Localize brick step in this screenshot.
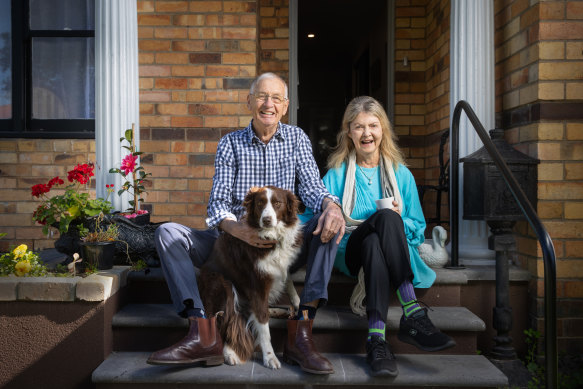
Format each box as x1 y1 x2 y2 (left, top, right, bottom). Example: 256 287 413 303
125 267 470 307
112 303 485 355
92 351 508 388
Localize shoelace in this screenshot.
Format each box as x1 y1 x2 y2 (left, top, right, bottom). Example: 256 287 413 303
411 310 438 335
369 337 393 359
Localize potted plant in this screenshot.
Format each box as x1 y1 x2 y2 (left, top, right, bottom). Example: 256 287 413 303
32 163 114 235
31 163 114 256
0 244 48 277
80 213 119 270
109 124 151 225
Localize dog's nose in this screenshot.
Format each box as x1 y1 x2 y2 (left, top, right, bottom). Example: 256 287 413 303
261 216 273 226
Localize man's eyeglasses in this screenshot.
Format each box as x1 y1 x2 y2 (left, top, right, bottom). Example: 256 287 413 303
250 93 287 104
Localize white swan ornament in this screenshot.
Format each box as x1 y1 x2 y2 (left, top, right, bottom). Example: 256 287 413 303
418 226 450 268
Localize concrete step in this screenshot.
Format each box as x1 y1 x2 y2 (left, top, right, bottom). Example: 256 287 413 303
93 351 508 388
112 303 485 355
125 267 476 307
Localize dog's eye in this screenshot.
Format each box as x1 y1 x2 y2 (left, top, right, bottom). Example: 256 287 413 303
272 201 282 208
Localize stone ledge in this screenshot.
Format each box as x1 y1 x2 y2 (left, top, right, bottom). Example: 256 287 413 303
0 266 130 302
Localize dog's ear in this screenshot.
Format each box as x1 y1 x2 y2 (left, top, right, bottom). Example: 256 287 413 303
243 188 257 212
286 190 300 215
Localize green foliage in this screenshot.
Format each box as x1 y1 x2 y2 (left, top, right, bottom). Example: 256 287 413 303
109 126 151 214
130 259 148 272
524 328 583 389
81 213 119 243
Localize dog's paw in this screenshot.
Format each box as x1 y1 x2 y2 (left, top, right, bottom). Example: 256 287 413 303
223 345 242 366
263 352 281 369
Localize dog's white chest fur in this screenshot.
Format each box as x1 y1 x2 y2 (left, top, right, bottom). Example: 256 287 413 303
255 188 302 303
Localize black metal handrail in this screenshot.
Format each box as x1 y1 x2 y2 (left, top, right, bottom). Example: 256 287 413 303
450 100 557 389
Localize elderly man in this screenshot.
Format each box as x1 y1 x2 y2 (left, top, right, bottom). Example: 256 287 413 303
147 72 345 375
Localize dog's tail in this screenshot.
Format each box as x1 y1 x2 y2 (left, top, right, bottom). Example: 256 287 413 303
221 282 254 362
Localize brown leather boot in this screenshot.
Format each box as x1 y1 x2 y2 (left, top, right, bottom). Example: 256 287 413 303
147 315 223 366
283 319 334 374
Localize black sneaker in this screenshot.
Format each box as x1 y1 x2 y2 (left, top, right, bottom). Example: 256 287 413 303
365 335 398 377
397 308 456 352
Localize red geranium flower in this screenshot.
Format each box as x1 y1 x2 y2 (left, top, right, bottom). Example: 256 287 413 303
120 154 138 176
31 184 50 198
68 163 94 184
47 176 64 188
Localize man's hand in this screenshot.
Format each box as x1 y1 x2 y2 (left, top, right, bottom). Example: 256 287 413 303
219 219 277 248
313 199 345 244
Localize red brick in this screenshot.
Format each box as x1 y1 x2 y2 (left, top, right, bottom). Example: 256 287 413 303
155 78 188 89
189 104 221 115
223 52 256 64
169 166 205 178
140 65 172 77
174 15 205 26
567 1 583 20
204 90 239 102
206 65 239 77
139 53 155 64
140 90 172 102
204 116 239 128
154 27 188 39
155 52 189 64
189 1 223 12
139 40 171 51
155 1 188 12
540 21 583 40
172 41 206 52
224 1 256 13
223 27 256 39
155 203 188 215
138 15 172 26
171 117 204 128
154 154 188 166
137 1 155 13
171 65 205 77
170 141 204 153
141 115 171 127
157 103 188 115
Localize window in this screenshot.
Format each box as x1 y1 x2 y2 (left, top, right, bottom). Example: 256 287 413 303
0 0 95 138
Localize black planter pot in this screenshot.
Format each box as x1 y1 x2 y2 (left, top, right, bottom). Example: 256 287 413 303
53 214 163 267
81 241 115 270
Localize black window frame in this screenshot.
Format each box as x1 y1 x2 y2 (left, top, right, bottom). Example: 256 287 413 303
0 0 95 139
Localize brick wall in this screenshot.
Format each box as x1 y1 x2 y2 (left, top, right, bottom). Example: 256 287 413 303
138 0 260 228
494 0 583 353
0 140 96 252
394 0 451 225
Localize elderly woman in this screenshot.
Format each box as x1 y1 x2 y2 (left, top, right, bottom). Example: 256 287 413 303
322 96 455 377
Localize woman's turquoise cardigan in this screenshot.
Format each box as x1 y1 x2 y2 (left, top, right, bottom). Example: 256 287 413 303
322 161 436 289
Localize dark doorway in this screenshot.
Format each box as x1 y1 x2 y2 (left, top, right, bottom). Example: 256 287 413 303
297 0 389 174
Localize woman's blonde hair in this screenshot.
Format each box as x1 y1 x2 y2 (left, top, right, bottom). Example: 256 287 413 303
327 96 405 169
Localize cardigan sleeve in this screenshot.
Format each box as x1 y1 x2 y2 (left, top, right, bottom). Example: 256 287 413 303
397 165 426 248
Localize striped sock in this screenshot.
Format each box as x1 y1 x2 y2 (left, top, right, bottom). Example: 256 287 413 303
397 280 422 318
367 310 386 341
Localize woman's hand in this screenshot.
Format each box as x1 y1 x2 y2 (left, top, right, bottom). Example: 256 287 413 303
391 199 402 216
313 199 345 244
219 219 276 248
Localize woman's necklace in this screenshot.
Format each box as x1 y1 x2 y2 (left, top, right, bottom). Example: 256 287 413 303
358 164 378 185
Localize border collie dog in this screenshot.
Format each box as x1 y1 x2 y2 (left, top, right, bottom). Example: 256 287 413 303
199 186 302 369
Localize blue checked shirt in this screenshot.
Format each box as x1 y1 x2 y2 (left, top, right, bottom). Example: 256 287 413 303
206 121 338 229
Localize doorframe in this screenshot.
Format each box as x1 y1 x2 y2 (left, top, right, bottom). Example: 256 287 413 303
288 1 395 126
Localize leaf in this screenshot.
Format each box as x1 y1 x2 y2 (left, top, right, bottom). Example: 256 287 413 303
125 128 133 141
109 168 120 173
134 151 144 156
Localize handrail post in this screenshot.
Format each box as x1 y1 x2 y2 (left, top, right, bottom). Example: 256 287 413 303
451 100 557 389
